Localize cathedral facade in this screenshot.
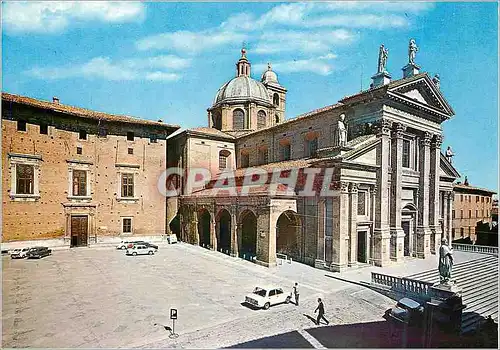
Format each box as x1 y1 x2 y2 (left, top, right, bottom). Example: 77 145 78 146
168 44 460 271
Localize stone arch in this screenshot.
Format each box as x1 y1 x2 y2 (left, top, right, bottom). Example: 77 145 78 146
239 209 257 259
169 213 181 237
212 112 222 130
257 110 267 129
233 108 245 130
197 208 211 248
273 93 280 106
219 149 231 170
216 208 231 255
276 210 302 261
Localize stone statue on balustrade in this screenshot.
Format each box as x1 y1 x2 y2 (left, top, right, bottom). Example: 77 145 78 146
334 114 348 147
445 146 454 163
408 39 419 65
377 44 389 73
439 238 454 285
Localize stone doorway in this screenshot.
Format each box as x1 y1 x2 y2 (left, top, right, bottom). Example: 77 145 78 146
70 216 88 247
276 210 301 261
402 220 411 257
357 230 368 263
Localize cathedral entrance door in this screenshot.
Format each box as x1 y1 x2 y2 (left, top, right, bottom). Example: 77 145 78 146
402 220 410 257
357 231 367 263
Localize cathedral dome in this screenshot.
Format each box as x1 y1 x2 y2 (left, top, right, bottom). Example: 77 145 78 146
261 63 279 84
213 75 271 106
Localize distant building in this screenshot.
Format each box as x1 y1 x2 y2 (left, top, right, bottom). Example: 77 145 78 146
452 182 496 243
1 93 178 246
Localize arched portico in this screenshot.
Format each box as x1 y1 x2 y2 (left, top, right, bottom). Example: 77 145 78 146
197 208 211 248
276 210 302 261
216 209 231 255
239 209 257 259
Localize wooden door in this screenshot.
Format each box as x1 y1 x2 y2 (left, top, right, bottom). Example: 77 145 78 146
71 216 88 247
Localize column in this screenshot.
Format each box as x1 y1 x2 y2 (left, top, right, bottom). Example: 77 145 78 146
390 122 407 262
417 132 432 258
348 183 359 267
193 213 200 246
255 207 275 267
210 216 217 251
231 213 238 257
315 199 326 268
446 191 453 244
331 181 350 272
430 134 443 254
368 185 377 265
373 120 392 267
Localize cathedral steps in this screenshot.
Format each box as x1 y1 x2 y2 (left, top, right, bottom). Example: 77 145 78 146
406 254 498 333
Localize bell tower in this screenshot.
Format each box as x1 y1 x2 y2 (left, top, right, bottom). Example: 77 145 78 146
261 63 287 125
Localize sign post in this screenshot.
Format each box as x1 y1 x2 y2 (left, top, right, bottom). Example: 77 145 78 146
170 308 178 338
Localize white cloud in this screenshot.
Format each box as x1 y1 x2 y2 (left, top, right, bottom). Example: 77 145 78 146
3 1 145 34
136 30 248 53
254 53 338 76
304 14 408 29
254 30 356 54
27 56 189 82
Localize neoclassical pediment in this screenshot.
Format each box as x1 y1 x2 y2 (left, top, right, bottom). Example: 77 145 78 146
440 153 460 179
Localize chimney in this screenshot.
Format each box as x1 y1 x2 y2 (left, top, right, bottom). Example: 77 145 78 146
53 97 60 104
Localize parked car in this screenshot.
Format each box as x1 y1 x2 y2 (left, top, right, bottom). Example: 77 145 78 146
167 234 178 244
11 247 31 259
116 241 142 250
125 241 159 250
384 297 424 327
126 244 156 256
26 246 51 259
244 286 291 309
9 248 21 256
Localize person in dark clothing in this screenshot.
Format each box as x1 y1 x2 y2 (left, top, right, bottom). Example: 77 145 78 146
314 298 329 325
293 283 299 306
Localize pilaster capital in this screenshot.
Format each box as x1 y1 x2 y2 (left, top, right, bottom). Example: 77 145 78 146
445 191 453 200
420 132 432 147
333 181 350 193
391 123 407 139
432 134 443 148
370 184 378 195
374 119 393 136
349 182 359 193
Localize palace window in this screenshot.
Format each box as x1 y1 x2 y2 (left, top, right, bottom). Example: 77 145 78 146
275 114 280 124
79 130 87 140
452 228 456 239
219 150 230 170
280 143 291 161
16 164 34 194
452 210 455 219
357 191 366 216
127 132 134 141
460 228 464 237
128 148 133 155
240 152 249 168
121 173 134 198
469 210 471 218
17 120 27 131
72 170 87 196
258 148 268 165
476 210 478 218
402 139 411 168
98 125 107 137
461 195 463 202
306 138 318 157
460 210 463 219
233 109 245 130
77 147 82 155
39 124 48 134
122 217 133 234
476 196 479 202
257 110 267 129
273 93 280 106
481 196 484 203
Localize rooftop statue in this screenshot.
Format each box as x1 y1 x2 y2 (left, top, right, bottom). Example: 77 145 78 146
409 39 419 65
377 44 389 74
432 74 440 89
445 146 454 163
334 114 348 147
439 238 454 284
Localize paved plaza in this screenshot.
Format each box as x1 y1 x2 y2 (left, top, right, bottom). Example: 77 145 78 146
2 243 484 348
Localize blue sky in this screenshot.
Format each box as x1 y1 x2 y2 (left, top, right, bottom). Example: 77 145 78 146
2 1 498 191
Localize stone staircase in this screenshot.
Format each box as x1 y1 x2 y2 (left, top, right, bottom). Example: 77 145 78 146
406 255 498 333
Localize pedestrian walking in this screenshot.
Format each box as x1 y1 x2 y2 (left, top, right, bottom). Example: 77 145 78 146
314 298 329 325
293 282 299 306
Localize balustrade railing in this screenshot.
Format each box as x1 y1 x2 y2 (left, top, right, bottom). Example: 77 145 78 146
451 243 498 255
371 272 434 299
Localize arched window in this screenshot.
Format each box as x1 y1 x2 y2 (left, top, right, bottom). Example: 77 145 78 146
219 150 231 170
233 109 244 130
257 110 267 129
273 93 280 106
275 114 280 124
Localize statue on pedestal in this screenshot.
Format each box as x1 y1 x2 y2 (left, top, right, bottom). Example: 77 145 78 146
377 44 389 74
408 39 419 65
334 114 348 147
445 146 454 163
432 74 440 89
439 238 454 284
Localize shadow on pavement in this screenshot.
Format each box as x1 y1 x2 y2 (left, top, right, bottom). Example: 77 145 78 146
226 330 314 348
303 313 317 325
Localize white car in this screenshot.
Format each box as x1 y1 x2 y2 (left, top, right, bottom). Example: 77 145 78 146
126 244 156 256
11 247 31 259
244 286 291 309
116 241 139 250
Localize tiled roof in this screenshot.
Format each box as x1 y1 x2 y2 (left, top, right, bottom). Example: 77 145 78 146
237 103 343 140
233 158 317 177
453 183 497 194
2 92 179 129
189 127 235 139
188 183 295 197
